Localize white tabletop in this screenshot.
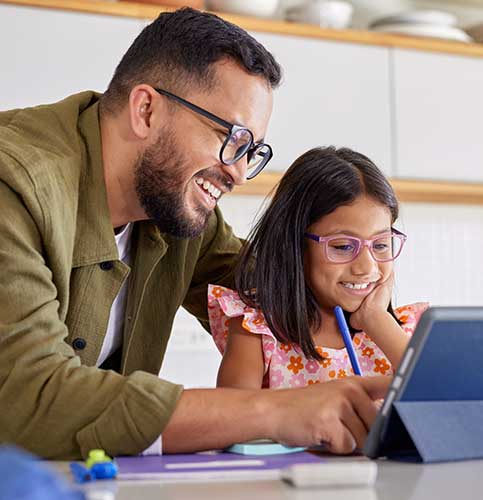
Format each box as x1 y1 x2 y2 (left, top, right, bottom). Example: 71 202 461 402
64 456 483 500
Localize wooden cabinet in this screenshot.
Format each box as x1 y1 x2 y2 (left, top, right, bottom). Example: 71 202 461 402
391 48 483 182
0 4 144 110
254 32 394 175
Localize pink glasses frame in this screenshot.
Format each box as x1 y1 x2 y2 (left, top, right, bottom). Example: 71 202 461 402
304 228 407 263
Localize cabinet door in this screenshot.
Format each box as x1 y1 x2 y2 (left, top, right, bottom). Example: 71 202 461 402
0 5 144 110
392 48 483 182
252 33 393 175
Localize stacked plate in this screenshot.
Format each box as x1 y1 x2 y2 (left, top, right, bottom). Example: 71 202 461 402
369 10 473 43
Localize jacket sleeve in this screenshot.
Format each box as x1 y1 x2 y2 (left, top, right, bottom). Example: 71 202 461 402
0 179 183 459
182 206 243 332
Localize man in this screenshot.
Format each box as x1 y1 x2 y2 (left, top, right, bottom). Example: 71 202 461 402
0 8 389 459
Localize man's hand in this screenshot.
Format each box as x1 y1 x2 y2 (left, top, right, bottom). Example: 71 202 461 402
162 376 390 454
266 376 390 454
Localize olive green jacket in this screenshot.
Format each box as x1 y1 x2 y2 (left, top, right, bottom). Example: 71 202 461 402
0 92 242 459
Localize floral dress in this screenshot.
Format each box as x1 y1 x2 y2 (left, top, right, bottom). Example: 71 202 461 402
208 285 429 389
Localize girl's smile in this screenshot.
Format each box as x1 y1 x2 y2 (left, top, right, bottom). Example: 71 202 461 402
340 280 378 295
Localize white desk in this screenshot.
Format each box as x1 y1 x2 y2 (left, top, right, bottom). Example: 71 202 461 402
69 456 483 500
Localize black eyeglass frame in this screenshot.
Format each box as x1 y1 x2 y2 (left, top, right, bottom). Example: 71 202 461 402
154 88 272 179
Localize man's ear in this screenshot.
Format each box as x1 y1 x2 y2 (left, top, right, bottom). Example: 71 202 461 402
128 85 159 140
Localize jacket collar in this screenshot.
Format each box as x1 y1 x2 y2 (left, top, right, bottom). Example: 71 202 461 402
72 96 118 267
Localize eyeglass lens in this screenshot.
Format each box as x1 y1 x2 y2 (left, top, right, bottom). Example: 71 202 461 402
221 129 252 165
248 144 271 170
327 235 404 263
221 129 272 178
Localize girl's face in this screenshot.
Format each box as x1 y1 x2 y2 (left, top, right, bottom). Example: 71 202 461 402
304 195 394 313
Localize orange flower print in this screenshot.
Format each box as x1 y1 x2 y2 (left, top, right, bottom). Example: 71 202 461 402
398 314 409 324
253 315 265 326
338 369 347 378
287 356 304 375
316 347 331 368
362 347 374 358
354 336 361 346
374 358 391 375
211 286 224 298
308 379 320 385
280 343 292 353
328 370 336 379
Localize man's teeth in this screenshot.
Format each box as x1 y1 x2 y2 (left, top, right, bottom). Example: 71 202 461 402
195 178 221 199
342 282 371 290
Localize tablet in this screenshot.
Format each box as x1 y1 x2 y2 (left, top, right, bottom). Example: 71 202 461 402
363 306 483 461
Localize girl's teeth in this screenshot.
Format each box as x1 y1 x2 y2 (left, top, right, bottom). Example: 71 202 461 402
343 282 370 290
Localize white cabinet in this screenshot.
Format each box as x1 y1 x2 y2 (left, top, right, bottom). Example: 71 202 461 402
392 48 483 182
253 33 393 175
0 5 144 110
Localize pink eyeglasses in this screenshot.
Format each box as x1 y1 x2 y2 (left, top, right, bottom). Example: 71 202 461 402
304 228 407 264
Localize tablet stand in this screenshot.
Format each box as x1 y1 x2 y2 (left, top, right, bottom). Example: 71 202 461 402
381 400 483 462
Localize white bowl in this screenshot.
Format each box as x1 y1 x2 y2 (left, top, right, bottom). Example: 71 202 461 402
372 23 472 43
370 10 458 29
287 0 354 29
206 0 280 19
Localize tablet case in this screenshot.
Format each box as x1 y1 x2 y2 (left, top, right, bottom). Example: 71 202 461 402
364 307 483 463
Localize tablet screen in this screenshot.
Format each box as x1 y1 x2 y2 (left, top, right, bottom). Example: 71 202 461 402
364 306 483 460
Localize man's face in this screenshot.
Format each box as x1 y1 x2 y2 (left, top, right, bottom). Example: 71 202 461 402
135 59 273 238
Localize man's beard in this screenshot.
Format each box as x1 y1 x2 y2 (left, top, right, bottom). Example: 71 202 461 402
134 128 211 239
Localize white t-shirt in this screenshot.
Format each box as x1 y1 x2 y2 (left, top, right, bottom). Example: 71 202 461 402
96 223 133 366
96 223 162 455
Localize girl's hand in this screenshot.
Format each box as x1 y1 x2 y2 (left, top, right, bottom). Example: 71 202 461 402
349 272 394 332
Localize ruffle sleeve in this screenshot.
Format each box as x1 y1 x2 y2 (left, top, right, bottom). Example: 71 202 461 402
207 285 276 372
394 302 430 335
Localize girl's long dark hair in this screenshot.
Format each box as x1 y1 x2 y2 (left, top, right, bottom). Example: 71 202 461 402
235 146 401 361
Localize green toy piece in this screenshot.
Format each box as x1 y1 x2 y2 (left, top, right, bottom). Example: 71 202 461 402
85 449 112 469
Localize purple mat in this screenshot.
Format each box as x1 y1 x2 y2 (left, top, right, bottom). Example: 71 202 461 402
116 451 324 482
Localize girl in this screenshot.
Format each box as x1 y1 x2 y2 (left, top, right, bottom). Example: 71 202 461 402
208 147 428 389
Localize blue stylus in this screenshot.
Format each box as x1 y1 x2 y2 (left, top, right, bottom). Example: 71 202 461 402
334 306 363 376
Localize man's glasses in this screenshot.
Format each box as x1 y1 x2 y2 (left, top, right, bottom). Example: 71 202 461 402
155 88 273 179
304 228 407 264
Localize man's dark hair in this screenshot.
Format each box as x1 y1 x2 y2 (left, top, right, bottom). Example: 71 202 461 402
235 146 401 361
100 8 282 114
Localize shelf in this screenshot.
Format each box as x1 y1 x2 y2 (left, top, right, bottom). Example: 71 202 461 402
3 0 483 58
233 172 483 205
3 0 483 205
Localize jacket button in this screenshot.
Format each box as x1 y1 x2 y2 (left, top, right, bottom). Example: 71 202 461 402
72 338 87 350
99 261 114 271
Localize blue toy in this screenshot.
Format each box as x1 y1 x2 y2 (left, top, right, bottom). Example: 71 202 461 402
70 449 118 484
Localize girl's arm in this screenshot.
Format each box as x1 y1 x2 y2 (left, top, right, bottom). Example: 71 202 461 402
355 312 409 369
217 316 265 389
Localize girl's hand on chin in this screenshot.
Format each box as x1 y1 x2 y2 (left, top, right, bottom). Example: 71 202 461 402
349 272 395 331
